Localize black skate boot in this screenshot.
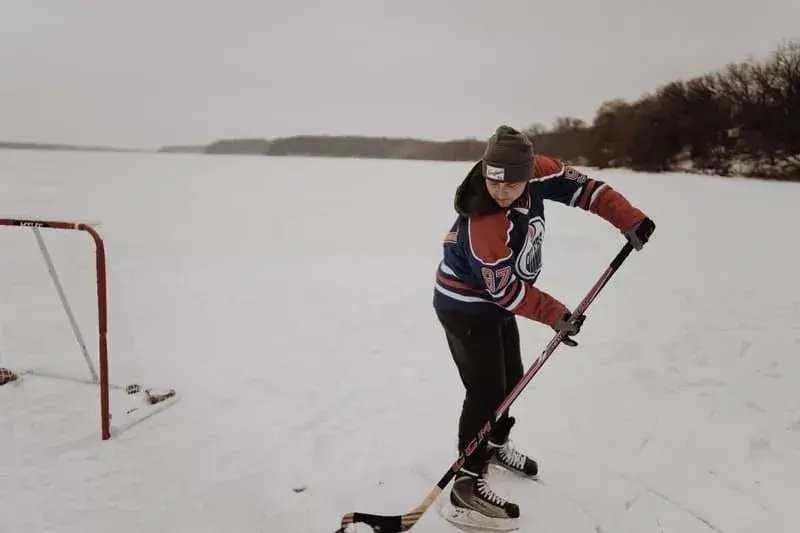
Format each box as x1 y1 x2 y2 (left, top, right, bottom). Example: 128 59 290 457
488 416 538 477
445 444 520 531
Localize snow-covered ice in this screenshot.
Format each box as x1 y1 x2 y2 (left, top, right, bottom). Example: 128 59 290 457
1 148 799 532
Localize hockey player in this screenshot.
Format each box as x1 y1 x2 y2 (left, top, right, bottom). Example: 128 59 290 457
433 125 655 529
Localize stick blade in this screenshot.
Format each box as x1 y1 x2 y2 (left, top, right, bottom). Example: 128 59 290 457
339 512 404 532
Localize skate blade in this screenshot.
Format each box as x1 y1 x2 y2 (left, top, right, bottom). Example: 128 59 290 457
488 461 540 482
440 502 520 532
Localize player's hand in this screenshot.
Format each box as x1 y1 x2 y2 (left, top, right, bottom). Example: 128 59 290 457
553 311 585 347
624 217 655 251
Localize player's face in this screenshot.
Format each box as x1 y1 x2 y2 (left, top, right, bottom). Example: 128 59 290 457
485 179 527 207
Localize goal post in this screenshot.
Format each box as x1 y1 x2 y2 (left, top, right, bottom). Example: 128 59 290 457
0 217 177 440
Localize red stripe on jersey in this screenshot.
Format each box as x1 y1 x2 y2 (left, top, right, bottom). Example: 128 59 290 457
436 271 483 294
578 180 598 210
497 279 522 307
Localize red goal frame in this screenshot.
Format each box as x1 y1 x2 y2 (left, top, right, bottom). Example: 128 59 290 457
1 218 111 439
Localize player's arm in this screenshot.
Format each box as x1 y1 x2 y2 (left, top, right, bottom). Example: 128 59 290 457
532 155 649 236
465 213 570 328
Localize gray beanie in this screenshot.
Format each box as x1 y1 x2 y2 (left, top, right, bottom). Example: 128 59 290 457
481 125 534 183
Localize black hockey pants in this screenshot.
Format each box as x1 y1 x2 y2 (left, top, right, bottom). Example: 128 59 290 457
436 308 523 470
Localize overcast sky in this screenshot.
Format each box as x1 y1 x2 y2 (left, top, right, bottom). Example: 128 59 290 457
1 0 798 149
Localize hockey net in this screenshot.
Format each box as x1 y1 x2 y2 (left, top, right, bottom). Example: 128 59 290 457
0 218 178 440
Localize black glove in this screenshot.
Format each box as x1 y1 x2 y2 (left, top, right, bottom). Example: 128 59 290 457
553 311 586 347
624 217 655 251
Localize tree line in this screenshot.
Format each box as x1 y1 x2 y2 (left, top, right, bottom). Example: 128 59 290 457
527 40 800 180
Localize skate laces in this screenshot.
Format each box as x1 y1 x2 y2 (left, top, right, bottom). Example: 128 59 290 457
476 475 508 507
498 439 527 470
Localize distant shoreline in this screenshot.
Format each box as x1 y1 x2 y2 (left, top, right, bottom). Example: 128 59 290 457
0 136 489 163
0 141 150 154
2 133 798 183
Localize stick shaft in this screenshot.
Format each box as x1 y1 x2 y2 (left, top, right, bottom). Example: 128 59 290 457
338 242 635 532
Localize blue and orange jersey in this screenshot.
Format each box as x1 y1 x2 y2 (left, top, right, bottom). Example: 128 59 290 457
433 155 646 326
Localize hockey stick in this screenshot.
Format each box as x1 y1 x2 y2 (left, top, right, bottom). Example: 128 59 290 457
335 241 635 533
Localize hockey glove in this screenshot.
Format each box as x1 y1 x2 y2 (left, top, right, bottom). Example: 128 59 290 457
624 217 656 251
553 311 585 347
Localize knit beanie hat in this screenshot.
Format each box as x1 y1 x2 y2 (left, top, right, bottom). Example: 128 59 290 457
481 125 534 183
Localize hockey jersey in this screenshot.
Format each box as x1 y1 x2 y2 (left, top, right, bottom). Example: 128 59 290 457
433 155 646 327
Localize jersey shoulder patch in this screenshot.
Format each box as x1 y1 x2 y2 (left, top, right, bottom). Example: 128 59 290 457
532 155 565 180
467 213 513 265
563 165 589 183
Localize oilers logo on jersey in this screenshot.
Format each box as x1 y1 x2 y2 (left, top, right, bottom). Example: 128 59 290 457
515 216 544 282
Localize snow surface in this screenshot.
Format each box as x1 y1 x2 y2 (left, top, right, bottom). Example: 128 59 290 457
1 148 800 533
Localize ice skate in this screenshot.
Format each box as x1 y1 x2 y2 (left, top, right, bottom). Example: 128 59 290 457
488 416 538 478
444 461 520 531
